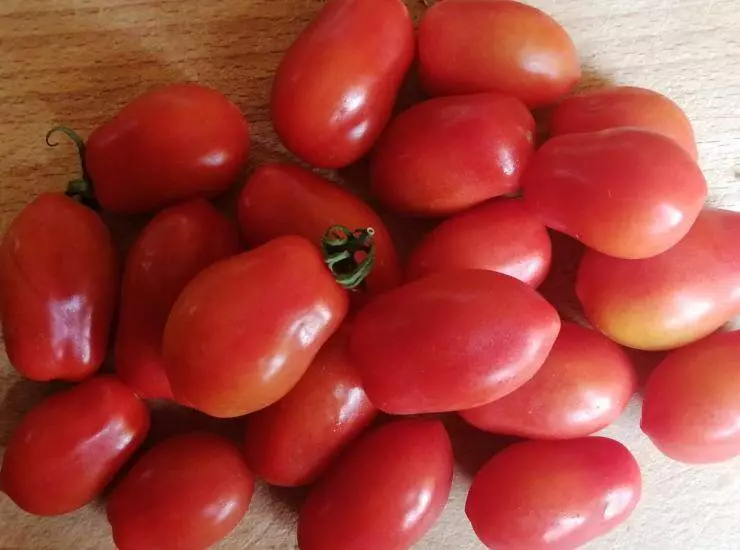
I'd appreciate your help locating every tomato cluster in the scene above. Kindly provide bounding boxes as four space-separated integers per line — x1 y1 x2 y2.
0 0 731 549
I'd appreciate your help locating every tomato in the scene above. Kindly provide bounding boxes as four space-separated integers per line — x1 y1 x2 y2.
466 437 642 550
551 86 698 160
350 270 560 414
115 199 240 400
406 198 551 287
271 0 414 168
522 128 707 259
576 208 740 351
460 322 637 439
418 0 580 107
0 377 149 516
298 419 453 550
370 93 536 217
0 194 117 381
107 432 254 550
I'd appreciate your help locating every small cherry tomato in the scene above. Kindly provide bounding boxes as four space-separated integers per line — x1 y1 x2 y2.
298 419 453 550
370 93 535 217
522 128 707 259
460 322 637 439
107 432 254 550
0 377 149 516
466 437 642 550
418 0 581 107
115 199 240 400
350 270 560 414
271 0 414 168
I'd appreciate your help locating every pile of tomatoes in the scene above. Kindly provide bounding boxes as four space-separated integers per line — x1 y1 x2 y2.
1 0 737 549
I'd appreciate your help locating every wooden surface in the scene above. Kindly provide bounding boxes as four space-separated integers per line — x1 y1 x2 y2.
1 0 740 548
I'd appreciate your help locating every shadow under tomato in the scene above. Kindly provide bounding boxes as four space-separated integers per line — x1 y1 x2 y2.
538 230 587 324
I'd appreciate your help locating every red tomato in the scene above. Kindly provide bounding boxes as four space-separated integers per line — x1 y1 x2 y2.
0 377 149 515
370 93 536 217
298 419 453 550
163 235 350 418
0 194 117 381
551 86 698 160
418 0 581 107
115 199 240 400
107 432 254 550
460 322 637 439
522 128 707 259
642 330 740 463
350 270 561 414
243 327 377 487
406 198 551 287
466 437 642 550
576 208 740 351
271 0 414 168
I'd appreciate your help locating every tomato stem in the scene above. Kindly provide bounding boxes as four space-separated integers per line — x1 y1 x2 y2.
322 225 376 291
46 126 99 210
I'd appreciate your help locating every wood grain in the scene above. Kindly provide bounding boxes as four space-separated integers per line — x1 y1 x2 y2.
1 0 739 549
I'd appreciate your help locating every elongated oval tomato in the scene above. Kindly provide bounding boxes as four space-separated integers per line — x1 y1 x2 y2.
460 322 637 439
271 0 414 168
0 194 118 381
551 86 698 160
371 93 536 217
522 128 707 259
350 270 561 414
107 433 254 550
466 437 642 550
0 377 149 515
115 199 240 400
419 0 581 107
406 198 551 287
576 209 740 351
243 327 377 487
163 235 349 418
298 419 453 550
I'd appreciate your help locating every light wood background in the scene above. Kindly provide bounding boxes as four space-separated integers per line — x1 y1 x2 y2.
1 0 739 548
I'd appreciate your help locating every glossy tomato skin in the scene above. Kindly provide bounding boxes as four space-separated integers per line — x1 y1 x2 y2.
406 198 551 287
551 86 698 160
466 437 642 550
0 194 118 381
163 235 348 418
115 199 240 400
271 0 414 168
371 93 536 217
0 377 149 516
577 209 740 351
522 128 707 259
350 270 561 414
460 322 637 439
298 419 453 550
418 0 581 107
107 432 255 550
86 83 249 213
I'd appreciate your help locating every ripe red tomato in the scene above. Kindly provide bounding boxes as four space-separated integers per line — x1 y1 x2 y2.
576 208 740 351
406 198 551 287
551 86 698 160
466 437 642 550
0 194 118 381
163 235 350 418
115 199 240 400
107 432 254 550
0 377 149 515
271 0 414 168
350 270 561 414
642 330 740 463
522 128 707 259
298 419 453 550
370 93 536 217
418 0 581 107
460 322 637 439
